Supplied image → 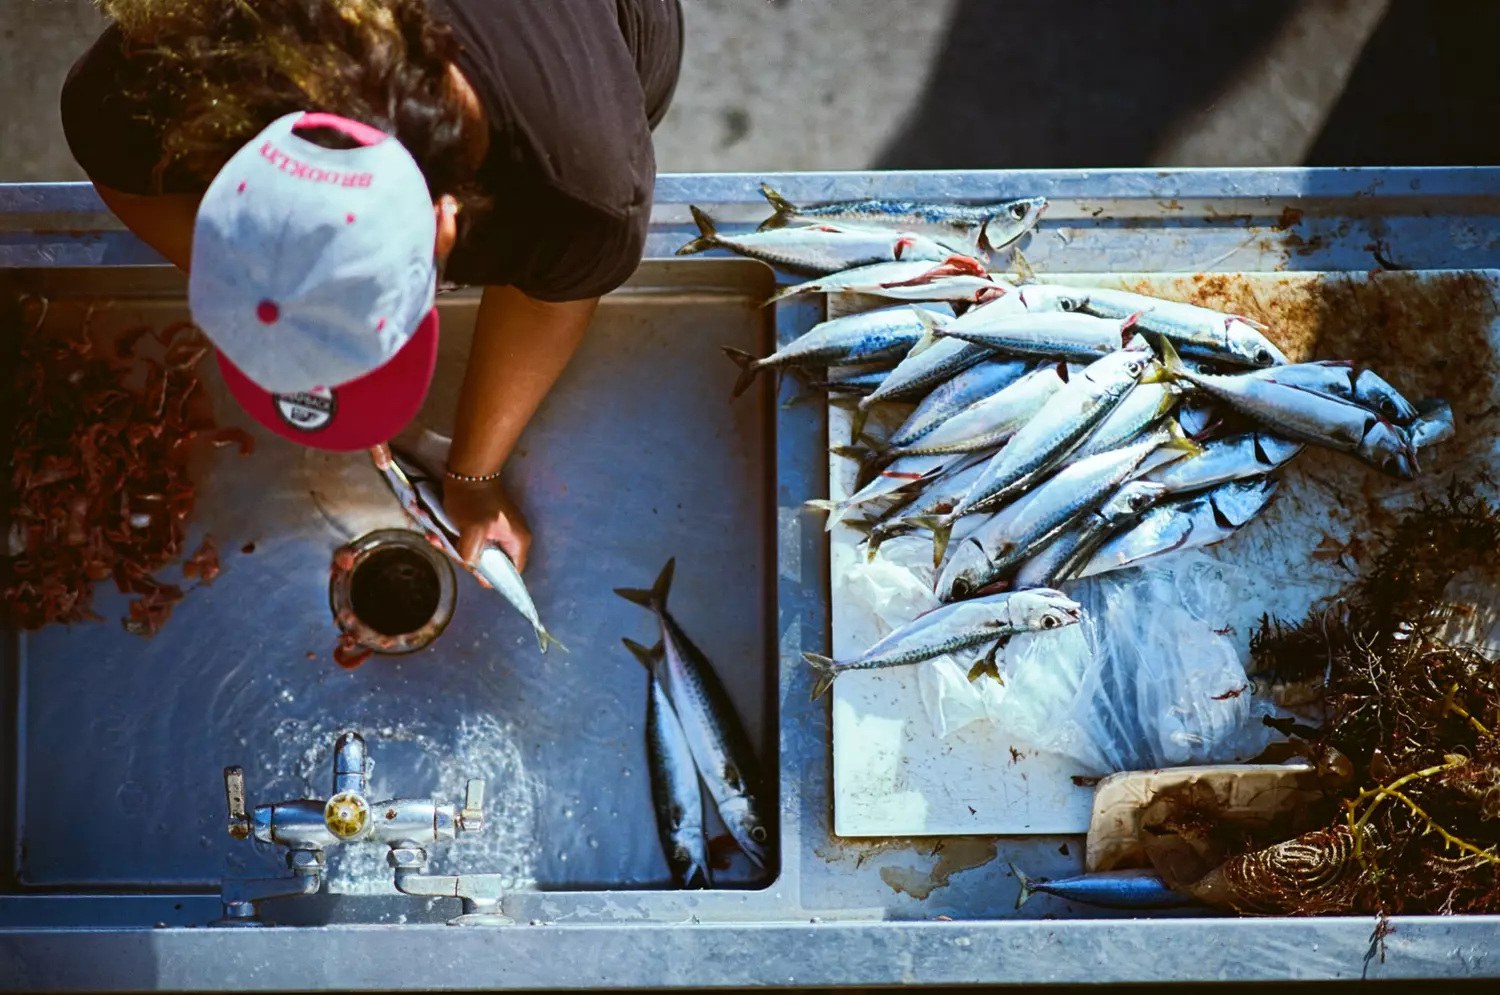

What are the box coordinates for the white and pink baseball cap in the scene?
[188,111,440,452]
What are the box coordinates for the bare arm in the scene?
[444,284,598,567]
[93,183,200,272]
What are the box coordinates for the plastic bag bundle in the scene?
[996,554,1285,775]
[911,551,1287,775]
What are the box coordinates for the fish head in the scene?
[1224,319,1289,368]
[1353,369,1419,425]
[1017,284,1090,314]
[1083,349,1157,394]
[1359,418,1419,480]
[717,794,770,869]
[980,197,1048,251]
[935,538,996,602]
[1103,481,1169,522]
[1004,588,1085,632]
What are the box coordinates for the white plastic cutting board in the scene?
[830,269,1500,838]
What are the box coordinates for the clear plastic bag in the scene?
[995,554,1287,775]
[912,551,1288,775]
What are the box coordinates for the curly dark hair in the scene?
[97,0,487,221]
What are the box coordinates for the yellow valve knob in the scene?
[324,790,371,840]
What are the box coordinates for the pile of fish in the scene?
[691,185,1456,701]
[617,559,769,888]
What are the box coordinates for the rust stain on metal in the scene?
[877,838,999,901]
[1274,206,1305,231]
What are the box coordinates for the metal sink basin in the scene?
[8,171,1500,987]
[2,259,784,923]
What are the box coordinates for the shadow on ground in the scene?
[875,0,1500,170]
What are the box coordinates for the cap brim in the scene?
[216,308,438,452]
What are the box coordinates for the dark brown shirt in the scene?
[60,0,683,302]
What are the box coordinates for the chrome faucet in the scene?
[214,730,495,925]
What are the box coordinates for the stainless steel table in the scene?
[3,169,1500,988]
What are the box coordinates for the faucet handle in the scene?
[458,779,485,833]
[224,766,251,840]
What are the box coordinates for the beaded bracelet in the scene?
[445,468,504,483]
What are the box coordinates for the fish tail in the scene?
[907,306,950,353]
[864,521,905,561]
[967,640,1004,682]
[830,443,874,462]
[1011,863,1035,909]
[1163,418,1205,457]
[849,405,872,446]
[676,205,721,256]
[803,652,840,700]
[803,498,839,514]
[906,515,954,568]
[683,860,711,889]
[762,284,805,307]
[843,518,874,539]
[1157,336,1188,380]
[757,183,798,230]
[721,346,764,399]
[613,557,675,613]
[536,626,568,654]
[621,637,663,669]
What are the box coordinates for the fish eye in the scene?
[1008,203,1028,221]
[1039,614,1061,629]
[1126,360,1144,376]
[750,825,769,843]
[1255,348,1274,365]
[1059,297,1077,312]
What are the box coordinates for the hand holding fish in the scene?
[445,475,532,572]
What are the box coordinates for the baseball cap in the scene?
[188,111,440,452]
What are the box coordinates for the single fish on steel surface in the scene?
[720,303,950,398]
[677,205,951,276]
[1011,864,1193,910]
[624,638,710,889]
[757,183,1047,253]
[800,588,1083,699]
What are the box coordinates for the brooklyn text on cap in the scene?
[188,111,440,452]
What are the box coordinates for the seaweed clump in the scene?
[1244,481,1500,915]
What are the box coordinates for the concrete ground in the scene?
[2,0,1496,182]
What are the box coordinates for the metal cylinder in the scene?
[333,732,368,796]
